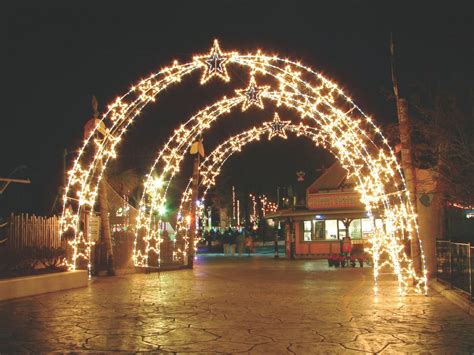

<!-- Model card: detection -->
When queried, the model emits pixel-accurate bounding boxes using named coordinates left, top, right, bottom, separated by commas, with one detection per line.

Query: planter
left=0, top=270, right=88, bottom=301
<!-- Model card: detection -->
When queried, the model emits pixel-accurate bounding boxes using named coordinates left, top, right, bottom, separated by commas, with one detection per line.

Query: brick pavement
left=0, top=256, right=473, bottom=353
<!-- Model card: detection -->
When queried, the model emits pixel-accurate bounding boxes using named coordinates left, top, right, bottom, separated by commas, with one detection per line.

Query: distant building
left=266, top=161, right=381, bottom=259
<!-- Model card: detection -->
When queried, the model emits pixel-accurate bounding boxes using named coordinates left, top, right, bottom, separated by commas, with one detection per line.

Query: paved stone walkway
left=1, top=256, right=473, bottom=353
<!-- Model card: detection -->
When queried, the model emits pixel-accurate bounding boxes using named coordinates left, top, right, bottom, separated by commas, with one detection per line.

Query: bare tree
left=409, top=80, right=474, bottom=207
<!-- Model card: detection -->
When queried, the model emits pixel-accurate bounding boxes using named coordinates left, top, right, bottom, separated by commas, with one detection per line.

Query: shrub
left=0, top=247, right=66, bottom=275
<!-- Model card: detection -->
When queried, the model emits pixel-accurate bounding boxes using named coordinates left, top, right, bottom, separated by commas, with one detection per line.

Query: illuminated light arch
left=135, top=89, right=368, bottom=268
left=137, top=89, right=423, bottom=295
left=135, top=91, right=400, bottom=270
left=60, top=40, right=427, bottom=295
left=138, top=92, right=412, bottom=290
left=133, top=92, right=299, bottom=268
left=175, top=120, right=329, bottom=238
left=133, top=91, right=336, bottom=268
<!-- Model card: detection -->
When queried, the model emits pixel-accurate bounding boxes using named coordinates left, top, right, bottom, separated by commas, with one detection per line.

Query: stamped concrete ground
left=1, top=256, right=473, bottom=354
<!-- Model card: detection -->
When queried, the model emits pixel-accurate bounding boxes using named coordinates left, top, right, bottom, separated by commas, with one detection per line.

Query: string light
left=174, top=121, right=330, bottom=238
left=249, top=193, right=258, bottom=230
left=60, top=39, right=427, bottom=296
left=264, top=112, right=291, bottom=139
left=235, top=74, right=270, bottom=111
left=193, top=39, right=235, bottom=84
left=236, top=199, right=240, bottom=226
left=259, top=195, right=277, bottom=215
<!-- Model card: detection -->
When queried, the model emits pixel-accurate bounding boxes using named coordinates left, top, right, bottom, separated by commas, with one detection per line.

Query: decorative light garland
left=60, top=40, right=427, bottom=296
left=250, top=193, right=258, bottom=230
left=260, top=195, right=277, bottom=215
left=175, top=120, right=327, bottom=239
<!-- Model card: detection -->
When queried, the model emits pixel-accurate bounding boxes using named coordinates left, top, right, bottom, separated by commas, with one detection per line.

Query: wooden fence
left=3, top=213, right=61, bottom=249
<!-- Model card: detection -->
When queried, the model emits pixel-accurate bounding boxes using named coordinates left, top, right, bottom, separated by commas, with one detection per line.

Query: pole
left=188, top=153, right=200, bottom=268
left=63, top=149, right=67, bottom=188
left=83, top=207, right=91, bottom=278
left=98, top=171, right=114, bottom=275
left=0, top=178, right=31, bottom=183
left=84, top=96, right=114, bottom=276
left=390, top=33, right=421, bottom=277
left=290, top=220, right=295, bottom=260
left=468, top=243, right=472, bottom=301
left=274, top=221, right=279, bottom=258
left=449, top=242, right=453, bottom=289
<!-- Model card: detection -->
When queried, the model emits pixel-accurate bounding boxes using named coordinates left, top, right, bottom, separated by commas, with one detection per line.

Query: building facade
left=267, top=162, right=380, bottom=259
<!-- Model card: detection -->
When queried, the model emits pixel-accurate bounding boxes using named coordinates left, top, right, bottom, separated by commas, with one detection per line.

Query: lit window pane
left=304, top=221, right=312, bottom=241
left=349, top=219, right=361, bottom=239
left=314, top=220, right=325, bottom=239
left=325, top=220, right=337, bottom=239
left=362, top=218, right=374, bottom=238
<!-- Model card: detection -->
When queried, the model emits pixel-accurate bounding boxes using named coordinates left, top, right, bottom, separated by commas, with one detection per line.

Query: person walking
left=237, top=230, right=245, bottom=256
left=342, top=234, right=352, bottom=266
left=230, top=229, right=237, bottom=256
left=342, top=234, right=352, bottom=256
left=223, top=228, right=231, bottom=255
left=245, top=234, right=253, bottom=256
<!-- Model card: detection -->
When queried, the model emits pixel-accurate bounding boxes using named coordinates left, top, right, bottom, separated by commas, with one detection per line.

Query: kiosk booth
left=266, top=162, right=380, bottom=259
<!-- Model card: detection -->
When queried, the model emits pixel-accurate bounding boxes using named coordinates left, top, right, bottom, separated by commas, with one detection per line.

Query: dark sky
left=3, top=1, right=472, bottom=216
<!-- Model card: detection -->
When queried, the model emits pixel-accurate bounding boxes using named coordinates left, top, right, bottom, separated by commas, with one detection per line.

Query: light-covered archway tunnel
left=59, top=40, right=427, bottom=295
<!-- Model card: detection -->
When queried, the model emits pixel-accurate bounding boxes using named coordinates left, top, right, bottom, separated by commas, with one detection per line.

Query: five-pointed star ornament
left=235, top=75, right=270, bottom=111
left=264, top=112, right=291, bottom=140
left=194, top=39, right=234, bottom=84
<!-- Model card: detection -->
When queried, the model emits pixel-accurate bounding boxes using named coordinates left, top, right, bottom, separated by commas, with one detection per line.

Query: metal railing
left=436, top=240, right=473, bottom=301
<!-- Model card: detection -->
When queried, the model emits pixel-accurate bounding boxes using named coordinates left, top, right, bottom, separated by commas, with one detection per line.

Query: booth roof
left=306, top=161, right=357, bottom=194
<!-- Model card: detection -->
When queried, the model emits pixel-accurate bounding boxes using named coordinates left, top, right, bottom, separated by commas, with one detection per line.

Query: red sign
left=307, top=192, right=363, bottom=210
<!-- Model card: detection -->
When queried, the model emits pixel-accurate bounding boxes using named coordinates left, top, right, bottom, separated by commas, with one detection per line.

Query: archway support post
left=396, top=98, right=422, bottom=279
left=187, top=152, right=201, bottom=268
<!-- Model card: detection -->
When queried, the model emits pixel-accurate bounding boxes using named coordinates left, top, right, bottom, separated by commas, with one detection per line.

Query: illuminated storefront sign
left=307, top=192, right=363, bottom=210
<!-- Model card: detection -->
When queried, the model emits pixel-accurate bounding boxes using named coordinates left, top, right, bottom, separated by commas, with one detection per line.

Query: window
left=349, top=219, right=362, bottom=239
left=325, top=220, right=338, bottom=239
left=302, top=220, right=325, bottom=241
left=302, top=219, right=369, bottom=241
left=313, top=220, right=325, bottom=239
left=338, top=220, right=347, bottom=239
left=375, top=218, right=383, bottom=230
left=303, top=221, right=312, bottom=241
left=361, top=218, right=373, bottom=236
left=362, top=218, right=384, bottom=238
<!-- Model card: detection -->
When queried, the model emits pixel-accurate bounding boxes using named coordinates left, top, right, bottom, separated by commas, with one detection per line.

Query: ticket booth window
left=325, top=220, right=338, bottom=239
left=303, top=221, right=312, bottom=241
left=313, top=220, right=325, bottom=239
left=349, top=219, right=362, bottom=239
left=362, top=218, right=373, bottom=237
left=338, top=220, right=347, bottom=239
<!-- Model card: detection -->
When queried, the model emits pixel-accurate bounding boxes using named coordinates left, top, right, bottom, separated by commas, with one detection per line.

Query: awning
left=265, top=208, right=371, bottom=221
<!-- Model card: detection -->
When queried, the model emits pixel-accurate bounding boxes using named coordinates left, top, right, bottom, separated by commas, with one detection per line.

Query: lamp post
left=274, top=221, right=279, bottom=258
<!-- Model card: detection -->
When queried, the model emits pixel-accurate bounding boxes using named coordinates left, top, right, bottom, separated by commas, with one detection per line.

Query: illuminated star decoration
left=296, top=171, right=306, bottom=181
left=194, top=39, right=232, bottom=84
left=235, top=75, right=269, bottom=111
left=265, top=112, right=290, bottom=139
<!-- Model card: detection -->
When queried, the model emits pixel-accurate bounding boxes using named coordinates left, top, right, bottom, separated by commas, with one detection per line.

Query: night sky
left=3, top=1, right=472, bottom=216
